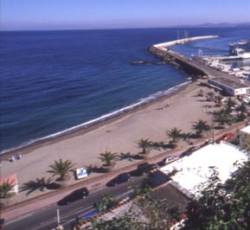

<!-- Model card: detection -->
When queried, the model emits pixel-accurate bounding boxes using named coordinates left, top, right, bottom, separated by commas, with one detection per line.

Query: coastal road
left=4, top=175, right=147, bottom=230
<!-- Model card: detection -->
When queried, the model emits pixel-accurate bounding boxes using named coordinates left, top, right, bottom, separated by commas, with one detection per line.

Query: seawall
left=149, top=35, right=219, bottom=78
left=153, top=35, right=219, bottom=50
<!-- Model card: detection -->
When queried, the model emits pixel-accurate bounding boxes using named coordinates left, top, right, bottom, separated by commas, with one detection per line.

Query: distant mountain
left=197, top=22, right=250, bottom=28
left=169, top=22, right=250, bottom=29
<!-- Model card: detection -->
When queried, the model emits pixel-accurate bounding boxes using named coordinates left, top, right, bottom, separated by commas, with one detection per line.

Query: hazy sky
left=1, top=0, right=250, bottom=30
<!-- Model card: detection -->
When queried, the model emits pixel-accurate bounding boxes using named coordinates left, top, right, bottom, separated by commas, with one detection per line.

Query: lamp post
left=55, top=208, right=64, bottom=230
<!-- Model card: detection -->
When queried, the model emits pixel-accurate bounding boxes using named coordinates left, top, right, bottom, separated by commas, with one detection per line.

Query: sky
left=1, top=0, right=250, bottom=31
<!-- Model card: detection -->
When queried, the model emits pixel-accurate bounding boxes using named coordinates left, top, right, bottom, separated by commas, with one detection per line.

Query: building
left=208, top=77, right=250, bottom=96
left=0, top=174, right=19, bottom=194
left=239, top=125, right=250, bottom=148
left=160, top=142, right=247, bottom=197
left=240, top=125, right=250, bottom=136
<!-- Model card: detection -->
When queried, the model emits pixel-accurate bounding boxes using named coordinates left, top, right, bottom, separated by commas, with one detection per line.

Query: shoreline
left=1, top=35, right=219, bottom=159
left=0, top=80, right=192, bottom=160
left=1, top=75, right=213, bottom=204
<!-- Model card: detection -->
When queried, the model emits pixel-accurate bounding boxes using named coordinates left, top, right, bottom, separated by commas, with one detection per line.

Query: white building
left=0, top=174, right=19, bottom=194
left=160, top=142, right=248, bottom=197
left=240, top=125, right=250, bottom=148
left=208, top=77, right=250, bottom=96
left=240, top=125, right=250, bottom=136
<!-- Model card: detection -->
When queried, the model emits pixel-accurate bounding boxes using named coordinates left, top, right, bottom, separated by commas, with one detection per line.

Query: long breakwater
left=149, top=35, right=225, bottom=78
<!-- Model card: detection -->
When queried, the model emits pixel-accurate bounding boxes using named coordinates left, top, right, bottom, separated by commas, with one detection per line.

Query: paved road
left=4, top=175, right=146, bottom=230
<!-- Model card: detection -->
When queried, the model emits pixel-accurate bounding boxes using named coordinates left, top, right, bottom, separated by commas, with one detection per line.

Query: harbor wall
left=149, top=45, right=207, bottom=78
left=149, top=35, right=219, bottom=78
left=153, top=35, right=218, bottom=49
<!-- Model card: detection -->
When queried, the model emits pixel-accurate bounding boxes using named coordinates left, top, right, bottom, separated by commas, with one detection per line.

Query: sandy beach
left=1, top=80, right=214, bottom=203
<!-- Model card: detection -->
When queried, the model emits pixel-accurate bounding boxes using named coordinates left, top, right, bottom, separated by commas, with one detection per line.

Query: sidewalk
left=1, top=121, right=247, bottom=221
left=1, top=154, right=163, bottom=221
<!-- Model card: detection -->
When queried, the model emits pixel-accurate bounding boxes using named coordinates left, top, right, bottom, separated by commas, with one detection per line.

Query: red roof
left=0, top=174, right=18, bottom=186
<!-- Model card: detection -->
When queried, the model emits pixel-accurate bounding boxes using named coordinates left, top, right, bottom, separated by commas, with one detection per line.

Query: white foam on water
left=1, top=80, right=191, bottom=155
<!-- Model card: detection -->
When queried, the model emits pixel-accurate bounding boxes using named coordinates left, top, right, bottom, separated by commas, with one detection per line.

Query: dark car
left=130, top=163, right=157, bottom=177
left=180, top=146, right=196, bottom=158
left=57, top=187, right=89, bottom=206
left=106, top=173, right=130, bottom=187
left=0, top=218, right=4, bottom=230
left=148, top=170, right=170, bottom=188
left=157, top=158, right=167, bottom=167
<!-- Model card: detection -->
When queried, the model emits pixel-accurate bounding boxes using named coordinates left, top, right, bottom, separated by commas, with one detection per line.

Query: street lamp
left=54, top=208, right=64, bottom=230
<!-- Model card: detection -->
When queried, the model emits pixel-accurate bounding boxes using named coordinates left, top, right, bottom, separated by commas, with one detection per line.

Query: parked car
left=57, top=187, right=89, bottom=205
left=148, top=170, right=170, bottom=188
left=130, top=163, right=157, bottom=177
left=106, top=173, right=130, bottom=187
left=0, top=218, right=4, bottom=230
left=157, top=158, right=167, bottom=167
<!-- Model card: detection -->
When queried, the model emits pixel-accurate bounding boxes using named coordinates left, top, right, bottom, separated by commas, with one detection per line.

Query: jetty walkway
left=153, top=35, right=218, bottom=49
left=149, top=35, right=250, bottom=94
left=150, top=35, right=231, bottom=78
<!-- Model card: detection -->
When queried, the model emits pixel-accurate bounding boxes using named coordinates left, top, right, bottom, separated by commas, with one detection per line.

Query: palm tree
left=47, top=159, right=74, bottom=181
left=225, top=98, right=236, bottom=113
left=214, top=95, right=223, bottom=107
left=0, top=182, right=14, bottom=199
left=167, top=128, right=182, bottom=144
left=137, top=138, right=152, bottom=155
left=213, top=109, right=233, bottom=127
left=197, top=89, right=204, bottom=97
left=119, top=152, right=136, bottom=161
left=167, top=206, right=181, bottom=222
left=99, top=151, right=117, bottom=167
left=192, top=120, right=210, bottom=137
left=181, top=132, right=192, bottom=144
left=206, top=91, right=215, bottom=102
left=94, top=195, right=115, bottom=212
left=237, top=102, right=247, bottom=114
left=236, top=113, right=246, bottom=122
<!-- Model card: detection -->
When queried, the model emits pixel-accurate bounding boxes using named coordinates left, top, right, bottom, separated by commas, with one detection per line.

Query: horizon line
left=1, top=21, right=250, bottom=32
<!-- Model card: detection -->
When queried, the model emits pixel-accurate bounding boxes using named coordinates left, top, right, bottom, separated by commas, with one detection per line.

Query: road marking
left=60, top=205, right=93, bottom=221
left=5, top=176, right=145, bottom=229
left=30, top=218, right=57, bottom=230
left=62, top=217, right=76, bottom=226
left=5, top=213, right=34, bottom=225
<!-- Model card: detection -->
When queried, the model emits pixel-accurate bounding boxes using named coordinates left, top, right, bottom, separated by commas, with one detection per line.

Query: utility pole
left=211, top=120, right=215, bottom=143
left=57, top=208, right=60, bottom=225
left=198, top=49, right=203, bottom=57
left=55, top=208, right=64, bottom=230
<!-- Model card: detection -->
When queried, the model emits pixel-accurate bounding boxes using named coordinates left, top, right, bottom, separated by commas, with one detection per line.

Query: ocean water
left=1, top=27, right=250, bottom=152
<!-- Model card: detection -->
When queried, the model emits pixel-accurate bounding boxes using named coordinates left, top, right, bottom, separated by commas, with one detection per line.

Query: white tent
left=160, top=142, right=248, bottom=196
left=241, top=125, right=250, bottom=135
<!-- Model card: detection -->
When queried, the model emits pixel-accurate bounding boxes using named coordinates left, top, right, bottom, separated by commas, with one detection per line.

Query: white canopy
left=160, top=142, right=248, bottom=195
left=241, top=125, right=250, bottom=135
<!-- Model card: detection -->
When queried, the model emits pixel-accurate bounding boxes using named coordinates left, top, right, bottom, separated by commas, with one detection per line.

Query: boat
left=229, top=40, right=250, bottom=55
left=129, top=60, right=149, bottom=65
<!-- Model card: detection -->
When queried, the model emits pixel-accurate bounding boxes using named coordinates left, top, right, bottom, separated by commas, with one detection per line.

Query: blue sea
left=1, top=27, right=250, bottom=152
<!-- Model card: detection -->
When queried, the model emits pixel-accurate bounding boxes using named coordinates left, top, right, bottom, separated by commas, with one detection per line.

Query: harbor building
left=239, top=125, right=250, bottom=148
left=0, top=174, right=19, bottom=195
left=208, top=77, right=250, bottom=96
